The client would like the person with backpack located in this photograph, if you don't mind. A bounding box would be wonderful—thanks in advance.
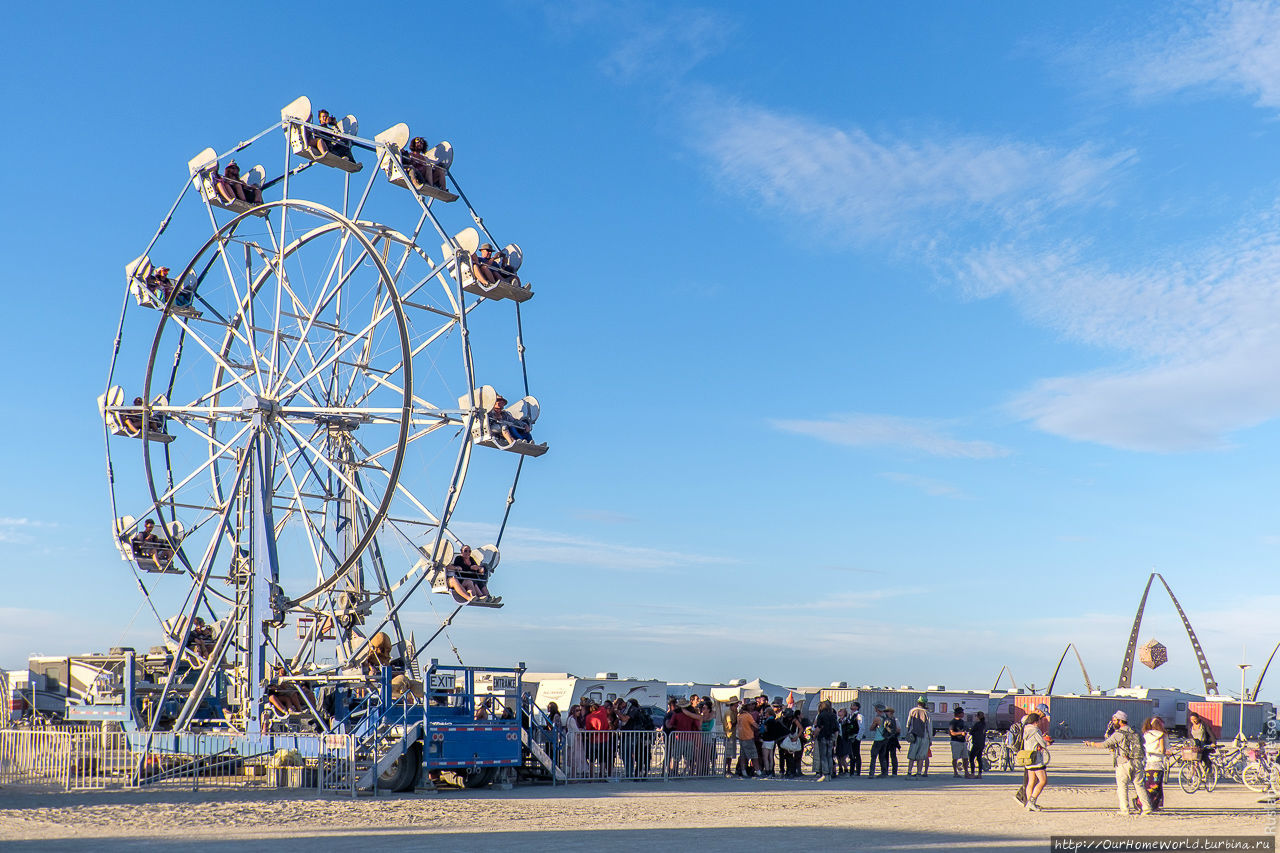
[1087,710,1153,816]
[848,702,864,776]
[835,707,855,777]
[906,697,931,777]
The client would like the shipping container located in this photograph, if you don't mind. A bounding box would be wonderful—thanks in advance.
[1013,694,1154,738]
[1188,699,1276,739]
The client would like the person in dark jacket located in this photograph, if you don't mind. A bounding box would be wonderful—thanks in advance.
[967,711,987,778]
[812,700,839,781]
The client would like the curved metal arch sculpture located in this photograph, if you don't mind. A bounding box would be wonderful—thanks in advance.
[1047,643,1094,694]
[1250,640,1279,701]
[991,665,1019,693]
[1117,572,1218,694]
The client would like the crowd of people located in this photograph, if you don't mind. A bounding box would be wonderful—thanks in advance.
[538,693,999,783]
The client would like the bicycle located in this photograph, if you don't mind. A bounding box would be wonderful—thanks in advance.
[985,740,1014,771]
[1053,721,1073,740]
[1178,745,1219,793]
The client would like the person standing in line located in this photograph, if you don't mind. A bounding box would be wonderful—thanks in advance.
[812,700,838,781]
[1021,712,1051,811]
[835,707,853,777]
[722,697,740,777]
[849,702,864,776]
[1087,711,1153,816]
[949,707,970,778]
[906,697,931,777]
[868,707,888,777]
[758,705,782,777]
[735,700,760,778]
[1142,717,1170,811]
[882,707,901,775]
[968,711,987,779]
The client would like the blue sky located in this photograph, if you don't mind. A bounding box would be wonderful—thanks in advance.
[1,1,1278,703]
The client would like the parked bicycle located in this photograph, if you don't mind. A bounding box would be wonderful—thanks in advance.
[984,739,1014,771]
[1177,743,1220,793]
[1052,720,1072,740]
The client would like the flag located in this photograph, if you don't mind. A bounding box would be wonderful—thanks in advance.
[786,691,794,708]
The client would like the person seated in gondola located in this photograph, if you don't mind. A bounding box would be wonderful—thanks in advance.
[131,518,163,557]
[145,266,174,299]
[121,396,147,437]
[447,544,499,603]
[187,616,214,658]
[214,160,263,206]
[470,244,503,286]
[488,394,532,446]
[401,136,447,191]
[266,665,310,716]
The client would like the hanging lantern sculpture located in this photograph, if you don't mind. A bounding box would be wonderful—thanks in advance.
[1139,639,1168,670]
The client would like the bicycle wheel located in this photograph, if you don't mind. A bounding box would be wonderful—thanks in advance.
[1242,762,1268,792]
[1178,761,1201,793]
[1204,762,1219,792]
[984,742,1003,768]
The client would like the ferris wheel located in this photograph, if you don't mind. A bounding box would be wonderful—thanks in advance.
[97,96,546,734]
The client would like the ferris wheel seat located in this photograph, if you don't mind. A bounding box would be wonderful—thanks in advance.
[462,277,534,303]
[473,436,549,457]
[443,231,532,302]
[99,386,176,442]
[188,148,269,217]
[115,515,184,573]
[376,124,458,201]
[126,255,204,317]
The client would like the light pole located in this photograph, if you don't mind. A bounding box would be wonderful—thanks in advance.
[1238,662,1251,742]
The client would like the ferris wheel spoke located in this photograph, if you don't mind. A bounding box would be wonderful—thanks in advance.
[278,299,401,401]
[209,235,267,396]
[153,420,255,506]
[348,316,459,411]
[168,314,262,401]
[270,243,376,398]
[350,433,443,527]
[278,420,386,519]
[275,443,339,581]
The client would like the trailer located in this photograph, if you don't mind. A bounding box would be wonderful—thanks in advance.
[1112,687,1205,734]
[529,673,666,719]
[1188,698,1276,740]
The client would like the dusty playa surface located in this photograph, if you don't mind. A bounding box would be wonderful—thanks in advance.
[0,744,1273,851]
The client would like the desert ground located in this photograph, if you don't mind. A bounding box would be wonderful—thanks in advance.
[0,743,1274,852]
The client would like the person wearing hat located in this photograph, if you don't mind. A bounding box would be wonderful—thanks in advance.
[487,392,533,446]
[812,700,839,781]
[722,697,740,777]
[848,702,864,776]
[471,243,502,286]
[906,697,931,777]
[949,707,970,778]
[1087,711,1153,815]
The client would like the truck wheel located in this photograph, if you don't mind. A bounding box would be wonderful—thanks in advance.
[377,742,422,793]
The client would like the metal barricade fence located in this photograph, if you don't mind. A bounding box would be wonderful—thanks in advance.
[2,727,357,794]
[559,731,729,782]
[0,728,72,789]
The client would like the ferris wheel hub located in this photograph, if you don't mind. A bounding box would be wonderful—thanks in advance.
[241,395,282,420]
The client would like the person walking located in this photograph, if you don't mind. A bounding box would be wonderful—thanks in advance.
[812,700,838,781]
[968,711,987,779]
[906,697,931,777]
[1020,712,1051,811]
[1087,710,1152,816]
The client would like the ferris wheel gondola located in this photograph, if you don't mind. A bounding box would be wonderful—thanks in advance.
[100,95,545,734]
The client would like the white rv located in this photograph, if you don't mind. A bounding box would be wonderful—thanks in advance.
[529,673,666,721]
[1112,687,1204,733]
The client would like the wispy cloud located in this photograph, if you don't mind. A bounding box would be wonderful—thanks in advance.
[687,99,1134,242]
[0,517,54,545]
[879,472,968,499]
[450,522,733,572]
[770,413,1009,459]
[601,6,731,81]
[1112,0,1280,111]
[958,207,1280,451]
